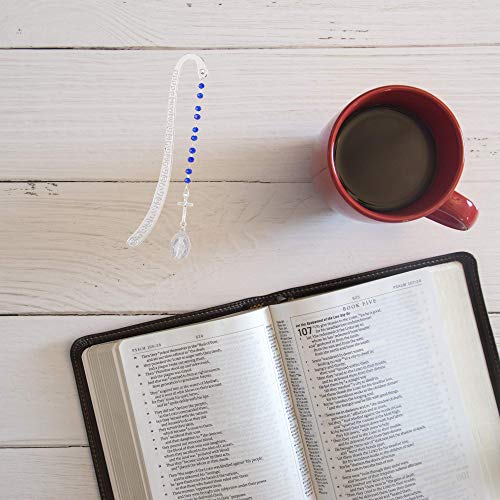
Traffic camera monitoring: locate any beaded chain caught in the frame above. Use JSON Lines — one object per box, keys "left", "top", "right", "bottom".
{"left": 127, "top": 54, "right": 208, "bottom": 260}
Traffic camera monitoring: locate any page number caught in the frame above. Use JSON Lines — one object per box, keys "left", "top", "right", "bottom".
{"left": 297, "top": 327, "right": 312, "bottom": 337}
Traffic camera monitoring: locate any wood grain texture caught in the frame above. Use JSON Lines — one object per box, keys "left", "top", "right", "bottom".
{"left": 1, "top": 180, "right": 499, "bottom": 315}
{"left": 0, "top": 448, "right": 99, "bottom": 500}
{"left": 2, "top": 0, "right": 499, "bottom": 49}
{"left": 1, "top": 315, "right": 498, "bottom": 447}
{"left": 0, "top": 315, "right": 159, "bottom": 446}
{"left": 1, "top": 47, "right": 499, "bottom": 182}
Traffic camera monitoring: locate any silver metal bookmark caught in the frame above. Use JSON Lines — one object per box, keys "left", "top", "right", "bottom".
{"left": 127, "top": 54, "right": 208, "bottom": 260}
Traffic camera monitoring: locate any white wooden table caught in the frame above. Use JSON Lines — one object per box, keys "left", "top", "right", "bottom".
{"left": 1, "top": 2, "right": 499, "bottom": 498}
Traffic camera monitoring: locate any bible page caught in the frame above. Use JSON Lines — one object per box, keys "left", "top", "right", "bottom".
{"left": 118, "top": 307, "right": 313, "bottom": 500}
{"left": 270, "top": 267, "right": 495, "bottom": 500}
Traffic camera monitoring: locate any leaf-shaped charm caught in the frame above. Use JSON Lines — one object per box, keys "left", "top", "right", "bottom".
{"left": 170, "top": 229, "right": 191, "bottom": 260}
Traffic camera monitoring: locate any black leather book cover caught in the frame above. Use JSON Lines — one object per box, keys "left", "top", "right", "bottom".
{"left": 71, "top": 252, "right": 500, "bottom": 499}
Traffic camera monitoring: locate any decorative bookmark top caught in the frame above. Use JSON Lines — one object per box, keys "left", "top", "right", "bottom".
{"left": 127, "top": 54, "right": 208, "bottom": 260}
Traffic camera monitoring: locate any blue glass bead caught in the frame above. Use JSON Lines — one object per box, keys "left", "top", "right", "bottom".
{"left": 189, "top": 147, "right": 196, "bottom": 154}
{"left": 198, "top": 83, "right": 205, "bottom": 89}
{"left": 192, "top": 127, "right": 199, "bottom": 133}
{"left": 195, "top": 105, "right": 202, "bottom": 111}
{"left": 194, "top": 114, "right": 201, "bottom": 120}
{"left": 191, "top": 135, "right": 198, "bottom": 141}
{"left": 185, "top": 168, "right": 192, "bottom": 174}
{"left": 197, "top": 93, "right": 204, "bottom": 99}
{"left": 184, "top": 177, "right": 191, "bottom": 183}
{"left": 188, "top": 156, "right": 195, "bottom": 163}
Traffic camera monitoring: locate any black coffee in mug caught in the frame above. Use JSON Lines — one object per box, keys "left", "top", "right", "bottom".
{"left": 334, "top": 106, "right": 436, "bottom": 212}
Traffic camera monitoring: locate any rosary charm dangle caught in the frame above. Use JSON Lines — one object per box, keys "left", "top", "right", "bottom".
{"left": 170, "top": 186, "right": 193, "bottom": 259}
{"left": 170, "top": 80, "right": 205, "bottom": 260}
{"left": 126, "top": 54, "right": 208, "bottom": 261}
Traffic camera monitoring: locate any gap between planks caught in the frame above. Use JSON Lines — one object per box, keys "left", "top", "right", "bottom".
{"left": 2, "top": 43, "right": 500, "bottom": 51}
{"left": 0, "top": 444, "right": 89, "bottom": 449}
{"left": 0, "top": 180, "right": 495, "bottom": 185}
{"left": 0, "top": 312, "right": 171, "bottom": 317}
{"left": 0, "top": 180, "right": 296, "bottom": 184}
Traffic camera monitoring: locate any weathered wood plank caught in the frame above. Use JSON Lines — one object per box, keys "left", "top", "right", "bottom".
{"left": 1, "top": 0, "right": 499, "bottom": 48}
{"left": 1, "top": 181, "right": 499, "bottom": 315}
{"left": 0, "top": 448, "right": 99, "bottom": 500}
{"left": 0, "top": 47, "right": 499, "bottom": 182}
{"left": 0, "top": 315, "right": 498, "bottom": 447}
{"left": 0, "top": 315, "right": 158, "bottom": 446}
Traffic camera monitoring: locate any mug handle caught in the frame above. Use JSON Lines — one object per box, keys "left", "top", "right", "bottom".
{"left": 426, "top": 191, "right": 478, "bottom": 230}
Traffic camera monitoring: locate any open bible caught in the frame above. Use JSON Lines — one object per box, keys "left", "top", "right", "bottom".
{"left": 72, "top": 254, "right": 500, "bottom": 500}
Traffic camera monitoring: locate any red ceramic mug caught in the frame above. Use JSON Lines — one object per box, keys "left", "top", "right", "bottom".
{"left": 311, "top": 85, "right": 478, "bottom": 230}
